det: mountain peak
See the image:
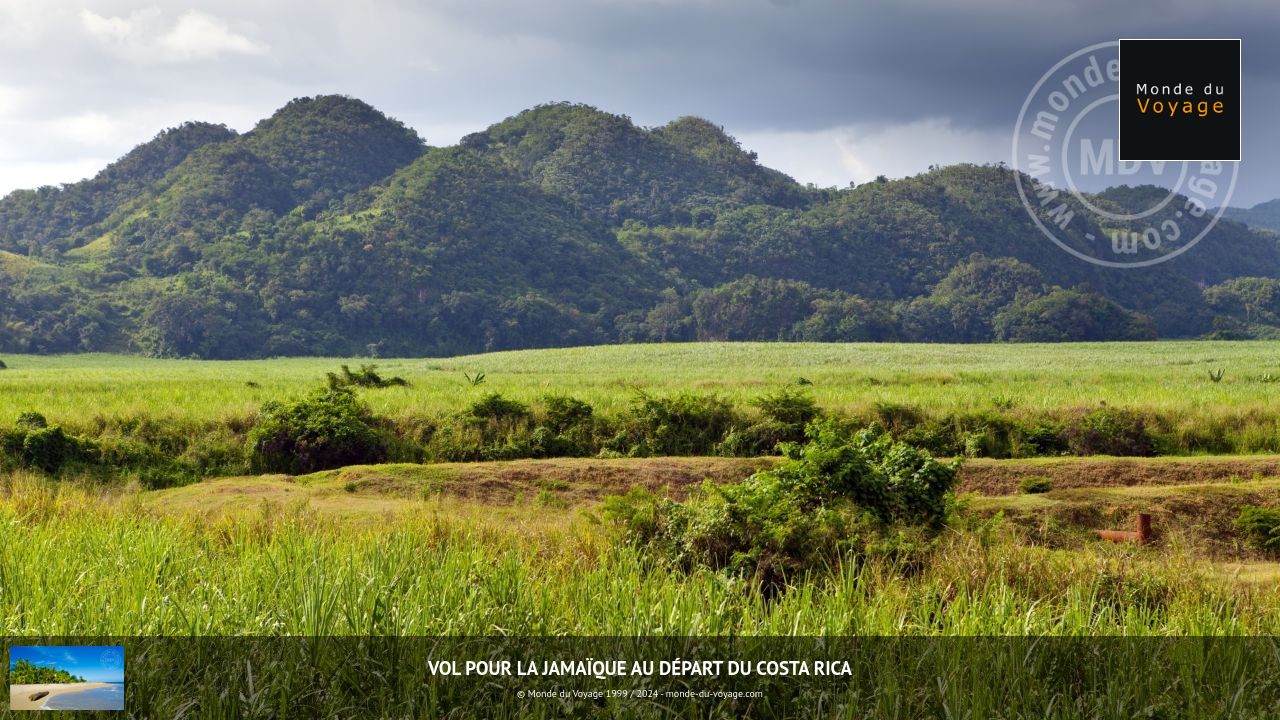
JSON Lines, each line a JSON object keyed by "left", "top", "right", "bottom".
{"left": 241, "top": 94, "right": 425, "bottom": 203}
{"left": 653, "top": 116, "right": 748, "bottom": 161}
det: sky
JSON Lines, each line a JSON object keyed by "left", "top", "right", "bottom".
{"left": 0, "top": 0, "right": 1277, "bottom": 206}
{"left": 9, "top": 645, "right": 125, "bottom": 683}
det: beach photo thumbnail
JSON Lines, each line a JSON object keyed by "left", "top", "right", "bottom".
{"left": 8, "top": 645, "right": 125, "bottom": 711}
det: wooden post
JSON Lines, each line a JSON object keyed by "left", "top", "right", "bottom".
{"left": 1097, "top": 513, "right": 1153, "bottom": 545}
{"left": 1135, "top": 513, "right": 1152, "bottom": 545}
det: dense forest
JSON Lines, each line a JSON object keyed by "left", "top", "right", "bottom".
{"left": 9, "top": 659, "right": 87, "bottom": 684}
{"left": 2, "top": 95, "right": 1280, "bottom": 358}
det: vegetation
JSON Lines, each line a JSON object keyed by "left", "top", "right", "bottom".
{"left": 5, "top": 98, "right": 1280, "bottom": 357}
{"left": 1234, "top": 506, "right": 1280, "bottom": 555}
{"left": 605, "top": 420, "right": 957, "bottom": 591}
{"left": 9, "top": 658, "right": 86, "bottom": 685}
{"left": 1, "top": 469, "right": 1278, "bottom": 639}
{"left": 326, "top": 364, "right": 407, "bottom": 390}
{"left": 1018, "top": 476, "right": 1053, "bottom": 494}
{"left": 7, "top": 343, "right": 1280, "bottom": 486}
{"left": 248, "top": 389, "right": 394, "bottom": 474}
{"left": 1223, "top": 198, "right": 1280, "bottom": 233}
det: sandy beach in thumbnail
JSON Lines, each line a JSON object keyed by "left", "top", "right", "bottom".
{"left": 9, "top": 682, "right": 112, "bottom": 710}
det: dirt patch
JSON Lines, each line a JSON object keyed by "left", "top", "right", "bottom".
{"left": 972, "top": 479, "right": 1280, "bottom": 561}
{"left": 431, "top": 456, "right": 779, "bottom": 505}
{"left": 959, "top": 456, "right": 1280, "bottom": 495}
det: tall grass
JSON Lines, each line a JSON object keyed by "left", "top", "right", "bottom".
{"left": 2, "top": 341, "right": 1280, "bottom": 425}
{"left": 1, "top": 474, "right": 1276, "bottom": 637}
{"left": 6, "top": 343, "right": 1280, "bottom": 465}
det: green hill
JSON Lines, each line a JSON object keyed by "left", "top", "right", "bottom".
{"left": 2, "top": 96, "right": 1279, "bottom": 357}
{"left": 1222, "top": 199, "right": 1280, "bottom": 234}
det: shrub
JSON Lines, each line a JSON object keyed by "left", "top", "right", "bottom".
{"left": 752, "top": 387, "right": 819, "bottom": 428}
{"left": 542, "top": 395, "right": 594, "bottom": 434}
{"left": 718, "top": 387, "right": 822, "bottom": 455}
{"left": 872, "top": 402, "right": 925, "bottom": 434}
{"left": 604, "top": 420, "right": 959, "bottom": 592}
{"left": 608, "top": 392, "right": 739, "bottom": 457}
{"left": 716, "top": 419, "right": 796, "bottom": 457}
{"left": 536, "top": 488, "right": 570, "bottom": 509}
{"left": 16, "top": 411, "right": 47, "bottom": 430}
{"left": 326, "top": 364, "right": 408, "bottom": 390}
{"left": 468, "top": 393, "right": 531, "bottom": 422}
{"left": 1234, "top": 506, "right": 1280, "bottom": 555}
{"left": 1064, "top": 406, "right": 1155, "bottom": 456}
{"left": 1019, "top": 476, "right": 1053, "bottom": 494}
{"left": 21, "top": 425, "right": 94, "bottom": 474}
{"left": 1017, "top": 418, "right": 1068, "bottom": 456}
{"left": 249, "top": 389, "right": 389, "bottom": 474}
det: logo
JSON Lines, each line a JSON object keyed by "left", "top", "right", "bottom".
{"left": 1012, "top": 41, "right": 1238, "bottom": 268}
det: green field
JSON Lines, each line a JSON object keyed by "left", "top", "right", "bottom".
{"left": 2, "top": 343, "right": 1279, "bottom": 641}
{"left": 2, "top": 467, "right": 1277, "bottom": 637}
{"left": 2, "top": 341, "right": 1279, "bottom": 422}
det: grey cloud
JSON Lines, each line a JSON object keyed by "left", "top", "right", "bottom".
{"left": 0, "top": 0, "right": 1275, "bottom": 204}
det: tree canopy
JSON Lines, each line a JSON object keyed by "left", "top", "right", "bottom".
{"left": 2, "top": 97, "right": 1279, "bottom": 357}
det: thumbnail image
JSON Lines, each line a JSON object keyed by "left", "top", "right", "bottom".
{"left": 9, "top": 646, "right": 125, "bottom": 711}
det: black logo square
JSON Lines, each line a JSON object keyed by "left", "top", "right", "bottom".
{"left": 1119, "top": 39, "right": 1240, "bottom": 161}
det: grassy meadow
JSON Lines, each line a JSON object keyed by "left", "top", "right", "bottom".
{"left": 4, "top": 341, "right": 1280, "bottom": 427}
{"left": 1, "top": 471, "right": 1277, "bottom": 638}
{"left": 1, "top": 342, "right": 1279, "bottom": 646}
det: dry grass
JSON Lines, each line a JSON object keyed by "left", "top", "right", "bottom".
{"left": 958, "top": 454, "right": 1280, "bottom": 494}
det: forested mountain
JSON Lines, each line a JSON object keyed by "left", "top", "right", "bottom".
{"left": 1223, "top": 199, "right": 1280, "bottom": 234}
{"left": 2, "top": 96, "right": 1279, "bottom": 357}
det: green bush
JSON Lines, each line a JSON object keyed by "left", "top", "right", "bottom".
{"left": 607, "top": 392, "right": 740, "bottom": 457}
{"left": 542, "top": 395, "right": 593, "bottom": 433}
{"left": 1017, "top": 418, "right": 1068, "bottom": 456}
{"left": 249, "top": 389, "right": 390, "bottom": 474}
{"left": 604, "top": 420, "right": 959, "bottom": 592}
{"left": 1234, "top": 506, "right": 1280, "bottom": 555}
{"left": 718, "top": 387, "right": 822, "bottom": 455}
{"left": 1065, "top": 406, "right": 1155, "bottom": 456}
{"left": 21, "top": 425, "right": 94, "bottom": 474}
{"left": 468, "top": 393, "right": 531, "bottom": 422}
{"left": 16, "top": 411, "right": 47, "bottom": 430}
{"left": 326, "top": 364, "right": 408, "bottom": 390}
{"left": 872, "top": 402, "right": 925, "bottom": 433}
{"left": 716, "top": 419, "right": 796, "bottom": 457}
{"left": 752, "top": 387, "right": 819, "bottom": 428}
{"left": 1019, "top": 476, "right": 1053, "bottom": 494}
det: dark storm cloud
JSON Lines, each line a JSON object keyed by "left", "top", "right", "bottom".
{"left": 1, "top": 0, "right": 1276, "bottom": 203}
{"left": 407, "top": 0, "right": 1280, "bottom": 130}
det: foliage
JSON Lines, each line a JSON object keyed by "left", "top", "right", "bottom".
{"left": 468, "top": 393, "right": 531, "bottom": 422}
{"left": 1019, "top": 476, "right": 1053, "bottom": 494}
{"left": 542, "top": 395, "right": 594, "bottom": 434}
{"left": 1065, "top": 406, "right": 1156, "bottom": 457}
{"left": 326, "top": 364, "right": 407, "bottom": 390}
{"left": 248, "top": 389, "right": 389, "bottom": 474}
{"left": 2, "top": 97, "right": 1278, "bottom": 356}
{"left": 604, "top": 420, "right": 959, "bottom": 590}
{"left": 719, "top": 386, "right": 821, "bottom": 456}
{"left": 21, "top": 425, "right": 86, "bottom": 473}
{"left": 608, "top": 392, "right": 740, "bottom": 457}
{"left": 16, "top": 411, "right": 47, "bottom": 430}
{"left": 1234, "top": 506, "right": 1280, "bottom": 555}
{"left": 994, "top": 288, "right": 1158, "bottom": 342}
{"left": 9, "top": 659, "right": 86, "bottom": 685}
